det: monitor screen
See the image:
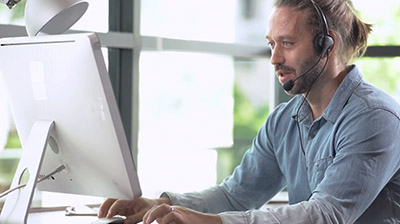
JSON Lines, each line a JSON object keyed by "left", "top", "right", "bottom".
{"left": 0, "top": 33, "right": 141, "bottom": 201}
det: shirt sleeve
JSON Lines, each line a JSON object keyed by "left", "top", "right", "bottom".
{"left": 218, "top": 194, "right": 344, "bottom": 224}
{"left": 160, "top": 186, "right": 242, "bottom": 214}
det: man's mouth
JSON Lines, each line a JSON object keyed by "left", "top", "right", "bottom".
{"left": 277, "top": 71, "right": 293, "bottom": 84}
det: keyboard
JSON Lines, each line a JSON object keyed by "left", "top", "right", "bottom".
{"left": 91, "top": 217, "right": 145, "bottom": 224}
{"left": 91, "top": 217, "right": 125, "bottom": 224}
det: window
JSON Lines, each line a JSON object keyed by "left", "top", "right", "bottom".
{"left": 141, "top": 0, "right": 236, "bottom": 43}
{"left": 138, "top": 0, "right": 272, "bottom": 198}
{"left": 352, "top": 0, "right": 400, "bottom": 101}
{"left": 70, "top": 0, "right": 109, "bottom": 33}
{"left": 353, "top": 0, "right": 400, "bottom": 46}
{"left": 355, "top": 57, "right": 400, "bottom": 99}
{"left": 138, "top": 52, "right": 233, "bottom": 195}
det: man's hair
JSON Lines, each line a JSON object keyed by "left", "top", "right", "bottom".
{"left": 274, "top": 0, "right": 372, "bottom": 65}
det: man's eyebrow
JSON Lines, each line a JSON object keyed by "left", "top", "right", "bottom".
{"left": 265, "top": 35, "right": 297, "bottom": 41}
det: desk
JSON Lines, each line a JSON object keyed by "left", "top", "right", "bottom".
{"left": 29, "top": 210, "right": 99, "bottom": 224}
{"left": 27, "top": 207, "right": 146, "bottom": 224}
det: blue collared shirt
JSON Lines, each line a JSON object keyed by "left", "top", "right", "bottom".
{"left": 164, "top": 65, "right": 400, "bottom": 223}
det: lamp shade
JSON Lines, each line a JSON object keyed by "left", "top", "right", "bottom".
{"left": 25, "top": 0, "right": 88, "bottom": 36}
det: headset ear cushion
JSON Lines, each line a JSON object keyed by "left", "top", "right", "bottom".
{"left": 314, "top": 33, "right": 334, "bottom": 55}
{"left": 314, "top": 33, "right": 325, "bottom": 53}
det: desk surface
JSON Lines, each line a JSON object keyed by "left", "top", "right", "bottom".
{"left": 29, "top": 210, "right": 100, "bottom": 224}
{"left": 28, "top": 210, "right": 147, "bottom": 224}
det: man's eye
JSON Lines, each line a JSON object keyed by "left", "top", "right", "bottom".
{"left": 267, "top": 42, "right": 275, "bottom": 49}
{"left": 282, "top": 41, "right": 292, "bottom": 46}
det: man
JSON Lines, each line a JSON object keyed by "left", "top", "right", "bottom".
{"left": 99, "top": 0, "right": 400, "bottom": 223}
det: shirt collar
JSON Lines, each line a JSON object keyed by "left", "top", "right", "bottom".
{"left": 291, "top": 65, "right": 363, "bottom": 124}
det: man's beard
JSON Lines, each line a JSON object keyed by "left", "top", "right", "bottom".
{"left": 276, "top": 55, "right": 324, "bottom": 95}
{"left": 294, "top": 57, "right": 324, "bottom": 94}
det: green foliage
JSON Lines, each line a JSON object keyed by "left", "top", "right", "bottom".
{"left": 352, "top": 0, "right": 400, "bottom": 99}
{"left": 233, "top": 86, "right": 269, "bottom": 141}
{"left": 216, "top": 84, "right": 270, "bottom": 183}
{"left": 355, "top": 57, "right": 400, "bottom": 98}
{"left": 355, "top": 0, "right": 400, "bottom": 46}
{"left": 10, "top": 0, "right": 26, "bottom": 21}
{"left": 5, "top": 132, "right": 22, "bottom": 149}
{"left": 0, "top": 0, "right": 26, "bottom": 22}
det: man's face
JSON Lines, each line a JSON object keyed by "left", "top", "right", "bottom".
{"left": 266, "top": 7, "right": 323, "bottom": 95}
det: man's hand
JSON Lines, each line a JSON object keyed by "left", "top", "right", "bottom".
{"left": 143, "top": 204, "right": 222, "bottom": 224}
{"left": 98, "top": 197, "right": 171, "bottom": 224}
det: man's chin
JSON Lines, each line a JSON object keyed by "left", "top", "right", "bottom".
{"left": 284, "top": 86, "right": 307, "bottom": 96}
{"left": 283, "top": 88, "right": 297, "bottom": 96}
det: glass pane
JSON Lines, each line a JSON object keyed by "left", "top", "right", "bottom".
{"left": 235, "top": 0, "right": 272, "bottom": 45}
{"left": 353, "top": 0, "right": 400, "bottom": 45}
{"left": 138, "top": 51, "right": 234, "bottom": 197}
{"left": 217, "top": 58, "right": 271, "bottom": 183}
{"left": 70, "top": 0, "right": 109, "bottom": 33}
{"left": 354, "top": 57, "right": 400, "bottom": 100}
{"left": 141, "top": 0, "right": 235, "bottom": 42}
{"left": 141, "top": 0, "right": 271, "bottom": 45}
{"left": 138, "top": 51, "right": 272, "bottom": 197}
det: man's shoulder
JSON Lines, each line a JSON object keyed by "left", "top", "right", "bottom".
{"left": 351, "top": 81, "right": 400, "bottom": 118}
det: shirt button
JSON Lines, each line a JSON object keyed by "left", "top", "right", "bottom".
{"left": 309, "top": 133, "right": 316, "bottom": 139}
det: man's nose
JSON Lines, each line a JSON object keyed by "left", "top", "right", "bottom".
{"left": 270, "top": 46, "right": 285, "bottom": 66}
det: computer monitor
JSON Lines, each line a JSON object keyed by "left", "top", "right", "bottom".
{"left": 0, "top": 33, "right": 141, "bottom": 223}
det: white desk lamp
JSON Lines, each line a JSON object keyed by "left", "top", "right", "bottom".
{"left": 1, "top": 0, "right": 88, "bottom": 36}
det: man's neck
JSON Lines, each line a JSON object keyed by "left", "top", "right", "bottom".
{"left": 306, "top": 64, "right": 349, "bottom": 119}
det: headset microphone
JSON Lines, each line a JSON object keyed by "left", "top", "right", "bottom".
{"left": 283, "top": 79, "right": 295, "bottom": 92}
{"left": 282, "top": 0, "right": 334, "bottom": 92}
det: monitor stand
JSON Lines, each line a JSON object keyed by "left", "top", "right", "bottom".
{"left": 0, "top": 120, "right": 55, "bottom": 224}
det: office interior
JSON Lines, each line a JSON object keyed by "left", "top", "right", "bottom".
{"left": 0, "top": 0, "right": 400, "bottom": 213}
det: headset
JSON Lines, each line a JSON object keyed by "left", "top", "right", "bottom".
{"left": 311, "top": 0, "right": 334, "bottom": 55}
{"left": 282, "top": 0, "right": 334, "bottom": 92}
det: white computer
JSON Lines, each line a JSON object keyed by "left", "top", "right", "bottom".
{"left": 0, "top": 33, "right": 141, "bottom": 223}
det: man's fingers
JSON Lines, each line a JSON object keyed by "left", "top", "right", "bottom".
{"left": 142, "top": 205, "right": 157, "bottom": 224}
{"left": 124, "top": 211, "right": 147, "bottom": 224}
{"left": 106, "top": 200, "right": 132, "bottom": 218}
{"left": 160, "top": 209, "right": 183, "bottom": 224}
{"left": 98, "top": 198, "right": 117, "bottom": 218}
{"left": 143, "top": 204, "right": 173, "bottom": 224}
